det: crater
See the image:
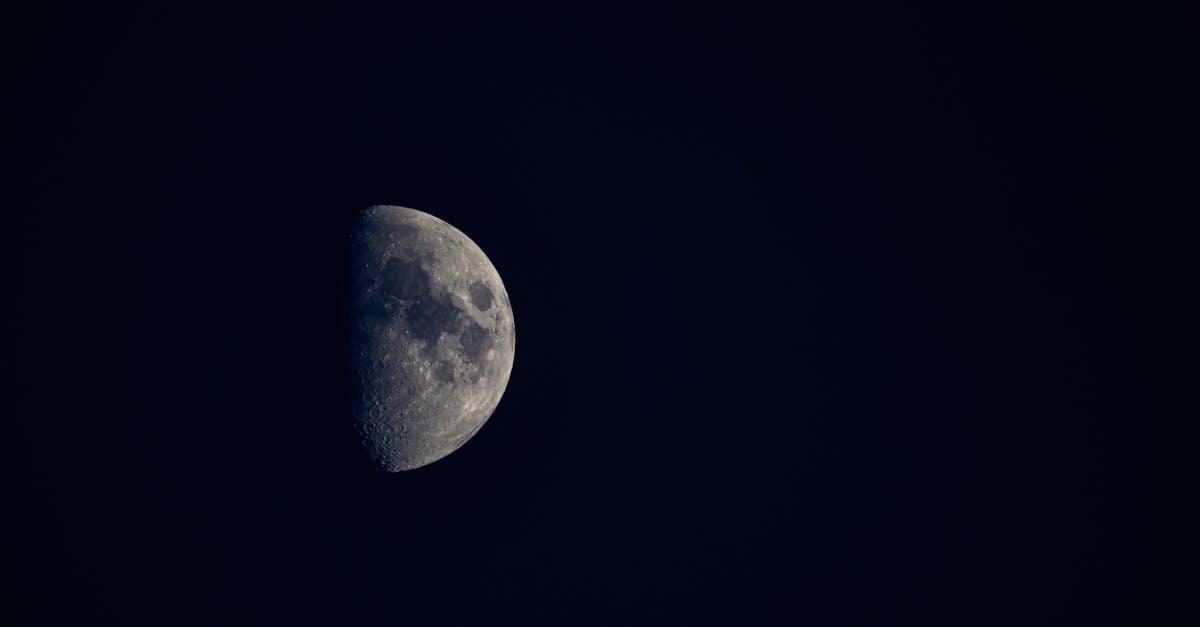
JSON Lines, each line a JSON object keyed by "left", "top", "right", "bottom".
{"left": 469, "top": 281, "right": 493, "bottom": 311}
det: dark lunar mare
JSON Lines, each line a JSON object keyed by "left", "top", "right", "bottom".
{"left": 360, "top": 256, "right": 470, "bottom": 346}
{"left": 405, "top": 295, "right": 465, "bottom": 343}
{"left": 381, "top": 257, "right": 430, "bottom": 301}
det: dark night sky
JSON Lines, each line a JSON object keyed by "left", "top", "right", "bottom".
{"left": 8, "top": 1, "right": 1196, "bottom": 625}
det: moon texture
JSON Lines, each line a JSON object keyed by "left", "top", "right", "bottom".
{"left": 350, "top": 205, "right": 515, "bottom": 471}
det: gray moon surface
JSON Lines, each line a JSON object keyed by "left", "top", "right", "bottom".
{"left": 350, "top": 205, "right": 515, "bottom": 471}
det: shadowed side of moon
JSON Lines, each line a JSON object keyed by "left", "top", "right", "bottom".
{"left": 349, "top": 205, "right": 515, "bottom": 471}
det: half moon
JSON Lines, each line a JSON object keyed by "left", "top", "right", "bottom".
{"left": 349, "top": 205, "right": 515, "bottom": 471}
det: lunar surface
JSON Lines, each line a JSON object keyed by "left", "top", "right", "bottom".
{"left": 350, "top": 205, "right": 515, "bottom": 471}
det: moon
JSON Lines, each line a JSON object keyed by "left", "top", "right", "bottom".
{"left": 349, "top": 205, "right": 515, "bottom": 471}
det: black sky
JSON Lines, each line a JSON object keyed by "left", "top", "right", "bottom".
{"left": 8, "top": 1, "right": 1196, "bottom": 625}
